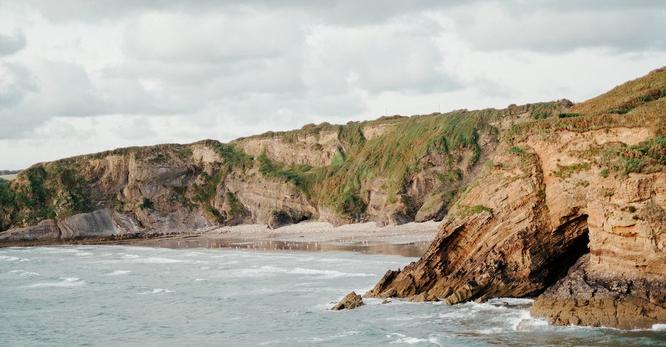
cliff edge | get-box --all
[366,67,666,329]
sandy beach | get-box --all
[129,221,440,257]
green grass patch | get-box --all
[553,162,592,179]
[211,142,253,170]
[599,136,666,175]
[456,204,492,218]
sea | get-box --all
[1,246,665,346]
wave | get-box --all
[106,270,131,276]
[0,255,29,262]
[386,333,441,346]
[26,277,85,288]
[138,288,174,295]
[8,269,40,277]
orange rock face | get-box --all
[367,67,666,329]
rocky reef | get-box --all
[366,67,666,329]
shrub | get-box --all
[558,113,580,118]
[509,146,525,155]
[599,168,609,178]
[139,198,154,210]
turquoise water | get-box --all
[1,246,665,346]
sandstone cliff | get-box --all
[2,66,664,329]
[2,104,567,241]
[366,67,666,329]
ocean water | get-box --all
[0,246,665,346]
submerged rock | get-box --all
[332,291,364,310]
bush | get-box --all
[139,198,154,210]
[558,113,580,118]
[509,146,525,155]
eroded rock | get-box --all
[332,291,364,310]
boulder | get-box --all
[332,291,364,310]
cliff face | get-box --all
[2,66,664,328]
[366,68,666,329]
[2,105,563,241]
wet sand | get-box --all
[1,221,440,257]
[127,221,439,257]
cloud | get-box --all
[303,18,461,94]
[452,1,666,52]
[0,1,665,168]
[0,31,26,56]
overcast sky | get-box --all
[0,1,665,169]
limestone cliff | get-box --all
[366,67,666,329]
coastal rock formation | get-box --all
[332,291,364,310]
[1,107,527,240]
[1,64,664,329]
[366,68,666,329]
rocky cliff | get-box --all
[2,102,570,241]
[1,66,664,329]
[366,67,666,329]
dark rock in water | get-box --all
[332,291,364,310]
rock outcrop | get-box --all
[366,67,666,329]
[332,291,364,310]
[2,106,531,241]
[2,64,665,329]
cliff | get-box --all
[366,67,666,329]
[2,67,664,329]
[1,103,571,241]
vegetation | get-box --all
[509,146,525,155]
[212,143,253,170]
[529,101,567,119]
[599,136,666,175]
[571,67,666,116]
[258,152,313,196]
[553,162,592,179]
[139,198,154,210]
[225,192,247,220]
[193,171,222,203]
[0,163,93,231]
[307,110,500,218]
[558,113,580,119]
[456,204,493,218]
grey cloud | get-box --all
[453,2,666,52]
[24,0,466,24]
[0,63,36,107]
[0,32,26,56]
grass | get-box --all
[529,101,569,119]
[250,110,500,219]
[558,113,580,119]
[308,110,500,218]
[599,136,666,175]
[193,171,222,203]
[211,142,253,170]
[509,146,525,155]
[456,204,493,218]
[553,162,592,179]
[258,152,313,196]
[571,67,666,116]
[225,192,247,220]
[0,163,93,231]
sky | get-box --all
[0,1,665,169]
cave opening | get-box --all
[540,214,590,293]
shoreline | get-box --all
[0,221,440,257]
